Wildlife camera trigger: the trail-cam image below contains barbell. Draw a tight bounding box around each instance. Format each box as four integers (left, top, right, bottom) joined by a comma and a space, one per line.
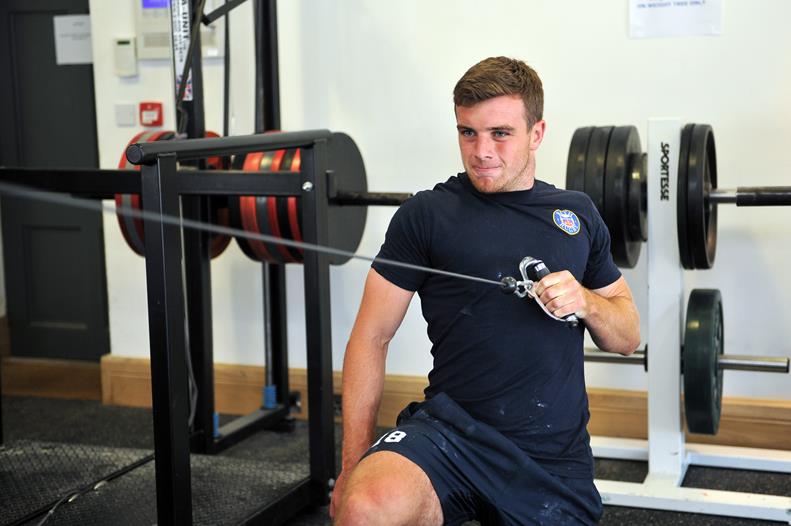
584, 288, 790, 435
566, 124, 791, 269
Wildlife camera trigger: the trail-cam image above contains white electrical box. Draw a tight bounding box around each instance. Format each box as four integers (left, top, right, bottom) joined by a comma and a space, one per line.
135, 0, 171, 60
114, 37, 138, 77
134, 0, 224, 61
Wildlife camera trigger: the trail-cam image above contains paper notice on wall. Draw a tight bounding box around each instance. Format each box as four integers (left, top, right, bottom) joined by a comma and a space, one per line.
629, 0, 723, 38
53, 15, 92, 65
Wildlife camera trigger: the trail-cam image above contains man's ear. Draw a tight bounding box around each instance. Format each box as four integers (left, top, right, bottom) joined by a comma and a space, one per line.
529, 120, 547, 150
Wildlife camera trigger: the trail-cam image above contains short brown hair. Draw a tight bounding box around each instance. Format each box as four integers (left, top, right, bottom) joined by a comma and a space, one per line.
453, 56, 544, 127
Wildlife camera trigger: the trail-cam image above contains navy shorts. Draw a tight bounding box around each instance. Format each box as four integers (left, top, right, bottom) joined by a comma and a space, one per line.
362, 393, 602, 525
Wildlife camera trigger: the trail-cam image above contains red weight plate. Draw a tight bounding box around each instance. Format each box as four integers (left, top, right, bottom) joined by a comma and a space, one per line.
209, 207, 232, 258
239, 152, 276, 262
264, 149, 297, 262
116, 130, 160, 256
288, 149, 304, 249
275, 149, 303, 260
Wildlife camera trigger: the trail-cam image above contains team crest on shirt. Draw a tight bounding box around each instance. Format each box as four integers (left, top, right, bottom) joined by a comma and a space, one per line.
553, 209, 581, 235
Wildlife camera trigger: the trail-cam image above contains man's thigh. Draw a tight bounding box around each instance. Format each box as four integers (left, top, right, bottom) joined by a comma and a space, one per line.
338, 450, 443, 526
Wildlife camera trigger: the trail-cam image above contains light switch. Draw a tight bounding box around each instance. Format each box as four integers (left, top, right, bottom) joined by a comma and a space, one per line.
115, 103, 136, 127
114, 37, 138, 77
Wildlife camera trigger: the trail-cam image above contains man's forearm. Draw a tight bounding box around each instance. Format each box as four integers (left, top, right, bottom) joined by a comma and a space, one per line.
582, 290, 640, 355
340, 337, 388, 471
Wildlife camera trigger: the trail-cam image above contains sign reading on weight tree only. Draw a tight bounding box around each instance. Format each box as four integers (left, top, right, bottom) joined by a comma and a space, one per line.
629, 0, 723, 38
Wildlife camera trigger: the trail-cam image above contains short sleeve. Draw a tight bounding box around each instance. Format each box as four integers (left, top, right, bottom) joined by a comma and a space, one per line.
371, 193, 432, 291
581, 205, 622, 290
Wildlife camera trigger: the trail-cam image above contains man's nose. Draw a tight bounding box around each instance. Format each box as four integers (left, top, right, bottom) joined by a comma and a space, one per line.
474, 136, 494, 159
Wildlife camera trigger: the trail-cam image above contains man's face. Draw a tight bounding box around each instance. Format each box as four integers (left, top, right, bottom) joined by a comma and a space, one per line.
455, 94, 545, 193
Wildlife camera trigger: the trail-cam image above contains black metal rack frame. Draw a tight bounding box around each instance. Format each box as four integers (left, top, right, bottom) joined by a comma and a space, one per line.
181, 0, 294, 457
0, 130, 338, 525
136, 130, 336, 524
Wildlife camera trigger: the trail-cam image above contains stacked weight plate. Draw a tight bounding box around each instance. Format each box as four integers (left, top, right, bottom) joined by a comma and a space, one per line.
116, 130, 232, 258
229, 132, 368, 265
566, 125, 647, 268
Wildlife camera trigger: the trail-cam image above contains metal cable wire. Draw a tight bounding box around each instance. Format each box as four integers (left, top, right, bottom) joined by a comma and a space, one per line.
0, 180, 503, 288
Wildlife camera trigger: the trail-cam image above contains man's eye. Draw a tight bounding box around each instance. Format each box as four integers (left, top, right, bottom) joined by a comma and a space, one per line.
460, 129, 475, 137
493, 130, 509, 138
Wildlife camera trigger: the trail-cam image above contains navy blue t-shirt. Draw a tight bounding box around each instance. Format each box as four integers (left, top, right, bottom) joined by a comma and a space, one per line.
372, 173, 621, 478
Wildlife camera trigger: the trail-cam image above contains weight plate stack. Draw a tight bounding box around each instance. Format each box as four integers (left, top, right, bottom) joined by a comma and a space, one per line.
116, 130, 232, 258
231, 148, 303, 263
230, 132, 368, 266
604, 126, 644, 268
627, 151, 648, 245
683, 288, 724, 435
116, 131, 174, 256
566, 125, 647, 269
565, 126, 595, 193
678, 123, 718, 270
584, 126, 613, 218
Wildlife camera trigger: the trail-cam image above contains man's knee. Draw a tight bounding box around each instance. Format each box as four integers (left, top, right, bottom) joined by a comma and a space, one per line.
335, 451, 442, 525
335, 481, 395, 525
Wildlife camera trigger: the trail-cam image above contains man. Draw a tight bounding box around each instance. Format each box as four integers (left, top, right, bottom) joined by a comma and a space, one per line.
330, 56, 640, 525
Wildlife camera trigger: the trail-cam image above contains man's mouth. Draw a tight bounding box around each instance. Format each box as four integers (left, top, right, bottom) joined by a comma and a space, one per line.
473, 165, 501, 174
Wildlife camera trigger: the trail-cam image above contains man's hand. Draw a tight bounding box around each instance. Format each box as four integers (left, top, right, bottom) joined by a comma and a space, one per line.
533, 270, 590, 319
533, 272, 640, 355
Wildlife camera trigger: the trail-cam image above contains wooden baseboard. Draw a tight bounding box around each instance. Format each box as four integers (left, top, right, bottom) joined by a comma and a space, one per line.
1, 356, 101, 400
585, 388, 791, 450
99, 355, 791, 451
99, 354, 425, 428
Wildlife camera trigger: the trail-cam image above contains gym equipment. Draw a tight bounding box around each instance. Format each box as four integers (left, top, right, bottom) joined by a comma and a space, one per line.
116, 130, 232, 258
566, 125, 647, 268
231, 147, 306, 263
677, 123, 791, 269
0, 128, 403, 525
585, 289, 789, 434
500, 256, 580, 327
585, 118, 791, 522
566, 123, 791, 269
228, 132, 408, 265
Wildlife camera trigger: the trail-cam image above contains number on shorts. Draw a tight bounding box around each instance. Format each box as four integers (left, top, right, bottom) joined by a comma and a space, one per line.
372, 430, 407, 448
384, 430, 406, 443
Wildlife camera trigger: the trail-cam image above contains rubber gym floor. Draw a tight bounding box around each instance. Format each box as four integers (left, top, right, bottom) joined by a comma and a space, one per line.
1, 395, 789, 525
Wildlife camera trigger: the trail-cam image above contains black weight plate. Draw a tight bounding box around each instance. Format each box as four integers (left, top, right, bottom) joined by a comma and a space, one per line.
604, 126, 642, 268
566, 127, 594, 193
627, 152, 648, 242
683, 288, 724, 435
325, 132, 368, 265
677, 124, 695, 269
687, 124, 718, 269
584, 126, 613, 218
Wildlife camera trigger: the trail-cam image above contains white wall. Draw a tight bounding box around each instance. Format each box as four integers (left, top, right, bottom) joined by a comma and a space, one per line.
92, 1, 791, 400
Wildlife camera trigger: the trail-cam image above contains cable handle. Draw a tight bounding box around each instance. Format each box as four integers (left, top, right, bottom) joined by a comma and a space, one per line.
500, 257, 580, 328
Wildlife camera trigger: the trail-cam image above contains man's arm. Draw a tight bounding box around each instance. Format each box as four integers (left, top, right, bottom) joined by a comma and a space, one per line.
534, 273, 640, 356
330, 268, 415, 517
